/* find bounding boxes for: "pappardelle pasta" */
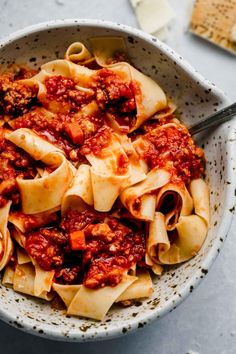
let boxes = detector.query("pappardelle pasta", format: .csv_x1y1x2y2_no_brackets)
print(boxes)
0,37,209,321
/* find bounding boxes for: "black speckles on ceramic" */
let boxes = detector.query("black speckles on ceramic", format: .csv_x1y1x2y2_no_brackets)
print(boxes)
0,19,236,342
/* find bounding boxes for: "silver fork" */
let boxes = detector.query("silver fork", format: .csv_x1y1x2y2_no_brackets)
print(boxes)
189,102,236,135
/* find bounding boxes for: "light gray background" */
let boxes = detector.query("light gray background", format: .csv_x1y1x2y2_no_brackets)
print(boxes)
0,1,236,353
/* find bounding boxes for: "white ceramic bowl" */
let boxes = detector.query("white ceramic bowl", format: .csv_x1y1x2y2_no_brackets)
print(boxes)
0,19,235,342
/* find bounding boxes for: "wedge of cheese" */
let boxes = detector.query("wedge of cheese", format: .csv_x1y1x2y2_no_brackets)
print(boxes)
130,0,175,41
190,0,236,55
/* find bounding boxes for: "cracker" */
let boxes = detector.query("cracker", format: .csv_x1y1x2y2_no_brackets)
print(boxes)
190,0,236,55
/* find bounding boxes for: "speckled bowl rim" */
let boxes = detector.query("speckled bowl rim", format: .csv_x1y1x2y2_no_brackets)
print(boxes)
0,19,235,342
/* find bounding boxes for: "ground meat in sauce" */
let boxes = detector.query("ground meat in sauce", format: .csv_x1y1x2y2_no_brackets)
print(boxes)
25,227,68,271
4,71,138,160
44,76,95,111
0,66,206,292
25,210,145,289
93,69,135,110
84,229,145,288
79,125,112,157
60,209,107,233
11,108,83,162
0,129,37,207
62,211,146,289
12,108,105,162
54,265,81,284
116,152,129,175
139,124,205,183
0,74,38,117
13,67,38,80
92,68,137,129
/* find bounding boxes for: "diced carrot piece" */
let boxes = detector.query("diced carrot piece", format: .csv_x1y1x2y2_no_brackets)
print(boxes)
65,122,84,145
69,230,86,251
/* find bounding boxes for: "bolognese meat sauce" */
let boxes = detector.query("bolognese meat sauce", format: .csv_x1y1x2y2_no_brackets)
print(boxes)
0,61,206,295
0,74,38,117
0,128,37,207
44,76,95,111
5,70,139,162
139,124,205,183
92,68,137,130
25,210,145,289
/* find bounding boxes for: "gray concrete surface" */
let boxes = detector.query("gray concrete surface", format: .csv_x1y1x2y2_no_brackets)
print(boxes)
0,1,236,353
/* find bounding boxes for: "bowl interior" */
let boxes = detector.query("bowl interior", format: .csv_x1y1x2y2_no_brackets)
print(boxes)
0,21,235,341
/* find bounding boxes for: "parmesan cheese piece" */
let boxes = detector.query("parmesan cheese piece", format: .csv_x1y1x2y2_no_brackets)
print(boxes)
130,0,175,41
152,26,169,41
230,23,236,42
190,0,236,55
130,0,141,7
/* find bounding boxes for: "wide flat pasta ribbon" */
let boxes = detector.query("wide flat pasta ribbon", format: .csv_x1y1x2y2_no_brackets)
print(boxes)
10,227,26,248
86,132,146,212
9,210,58,233
116,270,153,302
2,264,15,287
33,262,55,297
12,262,54,301
0,201,13,271
28,60,95,113
65,42,94,65
146,211,169,268
147,208,208,265
189,178,210,227
120,168,170,220
53,274,151,317
53,283,81,307
6,127,62,161
117,133,148,184
37,59,95,87
90,170,129,212
3,245,54,299
132,137,149,174
90,36,167,131
62,164,94,213
173,214,208,262
6,128,74,214
156,181,193,230
67,275,137,320
156,179,209,264
16,247,31,265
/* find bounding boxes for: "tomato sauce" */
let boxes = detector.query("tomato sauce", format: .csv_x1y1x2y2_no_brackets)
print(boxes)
45,76,94,111
25,210,145,289
79,125,112,157
140,125,205,183
0,128,37,208
25,227,68,270
12,108,83,162
8,70,139,160
92,69,137,129
0,65,206,292
116,152,129,175
0,74,38,117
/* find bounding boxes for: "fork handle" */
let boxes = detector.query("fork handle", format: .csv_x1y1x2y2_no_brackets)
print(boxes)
189,102,236,135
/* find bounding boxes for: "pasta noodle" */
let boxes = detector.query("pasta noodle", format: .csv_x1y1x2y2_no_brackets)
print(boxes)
67,275,137,321
90,36,167,132
0,202,13,271
62,164,94,213
65,42,93,65
0,38,209,320
120,168,171,220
